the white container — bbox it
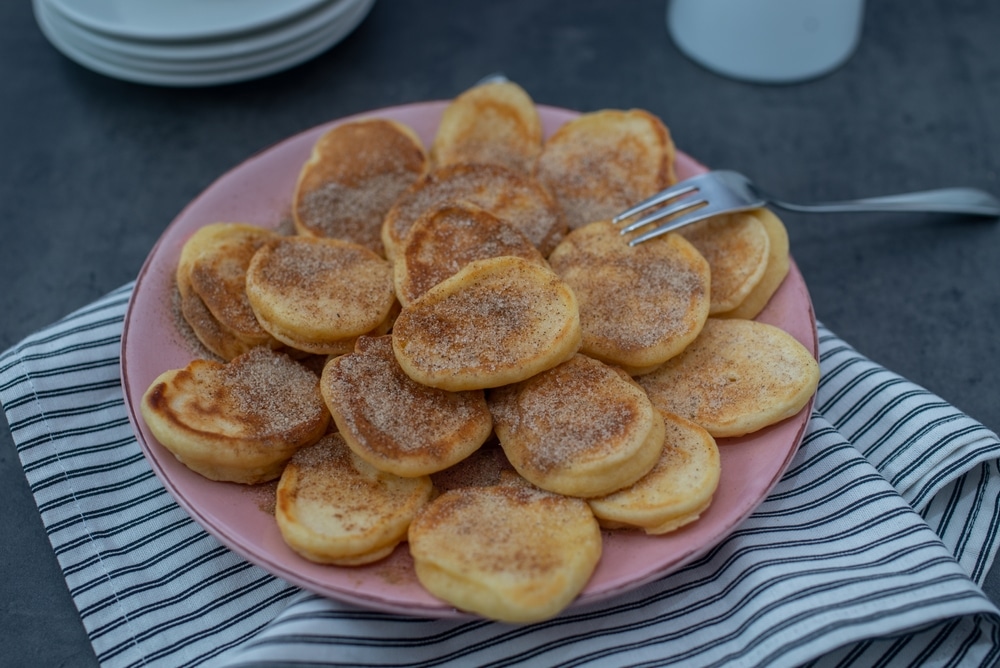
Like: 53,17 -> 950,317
667,0 -> 865,84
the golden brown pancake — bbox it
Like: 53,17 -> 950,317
380,163 -> 566,261
489,354 -> 664,498
677,212 -> 771,314
428,439 -> 513,492
393,201 -> 547,306
276,433 -> 433,566
547,220 -> 711,374
140,347 -> 330,484
714,208 -> 791,320
293,118 -> 428,257
175,222 -> 282,360
534,109 -> 676,229
408,480 -> 602,623
392,256 -> 582,391
588,410 -> 720,534
245,236 -> 396,355
430,80 -> 542,174
636,318 -> 820,438
176,285 -> 244,362
320,335 -> 493,477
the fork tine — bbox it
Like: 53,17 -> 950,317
612,181 -> 701,224
618,196 -> 707,234
625,206 -> 719,246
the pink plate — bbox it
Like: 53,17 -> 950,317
121,101 -> 817,618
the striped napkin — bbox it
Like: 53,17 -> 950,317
3,283 -> 1000,668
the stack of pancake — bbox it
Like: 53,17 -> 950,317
141,79 -> 820,624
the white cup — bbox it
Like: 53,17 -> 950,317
667,0 -> 865,84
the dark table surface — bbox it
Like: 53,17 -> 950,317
3,1 -> 1000,665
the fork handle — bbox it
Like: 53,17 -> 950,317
769,187 -> 1000,217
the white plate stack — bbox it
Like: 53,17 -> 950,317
32,0 -> 377,87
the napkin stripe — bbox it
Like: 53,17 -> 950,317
9,397 -> 128,432
562,596 -> 971,668
99,578 -> 291,666
70,531 -> 215,598
3,356 -> 121,387
52,495 -> 174,554
931,462 -> 1000,582
17,416 -> 133,454
88,558 -> 262,639
0,321 -> 124,377
23,434 -> 134,473
0,312 -> 129,365
63,516 -> 197,576
32,453 -> 148,495
140,587 -> 300,668
2,379 -> 124,413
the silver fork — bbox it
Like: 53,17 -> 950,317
613,170 -> 1000,246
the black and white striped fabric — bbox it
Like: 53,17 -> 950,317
3,284 -> 999,667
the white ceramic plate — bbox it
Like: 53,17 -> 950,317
121,101 -> 818,618
40,0 -> 368,65
34,0 -> 374,86
48,0 -> 331,43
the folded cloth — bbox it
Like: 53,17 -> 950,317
2,284 -> 1000,668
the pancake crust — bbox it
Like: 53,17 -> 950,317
176,285 -> 246,362
715,208 -> 791,320
392,256 -> 582,391
276,433 -> 433,566
548,220 -> 711,374
677,212 -> 770,314
408,481 -> 602,623
381,163 -> 566,261
293,118 -> 428,257
320,335 -> 493,477
430,80 -> 542,174
140,347 -> 330,484
534,109 -> 676,230
636,318 -> 820,438
489,354 -> 664,498
176,222 -> 282,360
393,202 -> 547,306
588,411 -> 720,534
245,236 -> 396,354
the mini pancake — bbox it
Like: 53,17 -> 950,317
407,481 -> 602,623
293,118 -> 428,257
534,108 -> 676,230
140,347 -> 330,484
176,285 -> 246,361
276,433 -> 433,566
320,335 -> 493,477
430,80 -> 542,174
270,300 -> 400,358
714,208 -> 791,320
588,411 -> 720,534
393,201 -> 547,306
429,440 -> 514,492
636,318 -> 820,438
677,212 -> 771,314
176,222 -> 282,360
489,354 -> 664,498
392,256 -> 582,391
245,236 -> 396,355
547,220 -> 711,374
380,163 -> 566,261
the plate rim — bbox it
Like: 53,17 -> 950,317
45,0 -> 337,44
34,0 -> 375,87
